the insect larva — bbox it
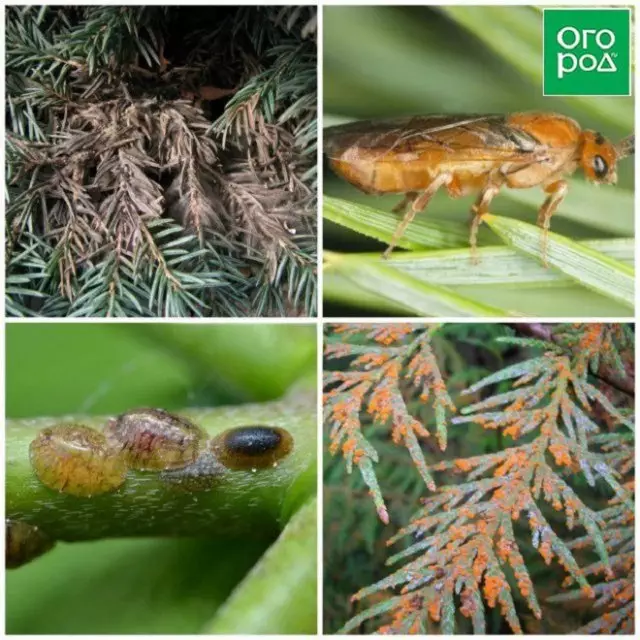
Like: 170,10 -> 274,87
210,426 -> 294,470
29,424 -> 127,497
104,408 -> 205,471
6,519 -> 55,569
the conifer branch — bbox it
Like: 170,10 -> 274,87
6,6 -> 317,317
324,324 -> 455,524
329,323 -> 634,634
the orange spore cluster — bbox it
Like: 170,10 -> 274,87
614,580 -> 634,604
493,449 -> 528,477
483,575 -> 509,608
353,353 -> 391,369
472,547 -> 489,582
371,324 -> 415,345
548,442 -> 572,466
580,584 -> 596,599
392,418 -> 430,445
381,594 -> 424,633
453,458 -> 475,472
427,594 -> 442,622
574,323 -> 605,375
539,539 -> 554,565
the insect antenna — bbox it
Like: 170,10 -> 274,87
616,134 -> 635,159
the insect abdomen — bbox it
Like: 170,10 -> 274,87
330,155 -> 438,194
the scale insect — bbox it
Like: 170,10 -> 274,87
104,408 -> 205,471
325,112 -> 634,261
29,424 -> 127,497
6,519 -> 55,569
27,413 -> 294,502
210,426 -> 294,470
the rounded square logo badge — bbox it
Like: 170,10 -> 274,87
543,8 -> 631,96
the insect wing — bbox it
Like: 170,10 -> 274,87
324,115 -> 544,164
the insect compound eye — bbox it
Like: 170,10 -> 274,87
210,426 -> 294,470
6,519 -> 55,569
592,154 -> 609,179
29,424 -> 127,497
104,408 -> 205,471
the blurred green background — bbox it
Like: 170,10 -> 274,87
6,323 -> 316,634
323,5 -> 634,317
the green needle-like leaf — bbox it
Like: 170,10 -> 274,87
324,195 -> 469,250
484,214 -> 634,310
204,498 -> 317,634
341,239 -> 633,287
324,253 -> 511,317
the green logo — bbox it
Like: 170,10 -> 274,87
543,8 -> 631,96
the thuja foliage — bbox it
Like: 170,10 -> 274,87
6,6 -> 317,317
324,323 -> 634,634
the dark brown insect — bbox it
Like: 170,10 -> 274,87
210,426 -> 294,470
6,519 -> 55,569
325,112 -> 634,260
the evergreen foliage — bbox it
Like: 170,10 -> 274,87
6,6 -> 317,317
324,323 -> 634,634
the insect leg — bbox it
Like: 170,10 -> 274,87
469,182 -> 502,262
383,174 -> 452,259
538,180 -> 568,266
392,192 -> 418,214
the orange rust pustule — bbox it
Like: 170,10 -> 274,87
104,408 -> 205,471
29,424 -> 127,497
210,426 -> 294,470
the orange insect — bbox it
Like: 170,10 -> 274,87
324,112 -> 634,260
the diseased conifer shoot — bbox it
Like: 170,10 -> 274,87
6,6 -> 317,317
324,323 -> 634,635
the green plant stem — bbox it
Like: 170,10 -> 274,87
204,497 -> 317,634
6,396 -> 316,542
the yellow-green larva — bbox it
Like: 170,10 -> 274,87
6,519 -> 55,569
210,426 -> 294,470
29,424 -> 127,497
104,408 -> 205,471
